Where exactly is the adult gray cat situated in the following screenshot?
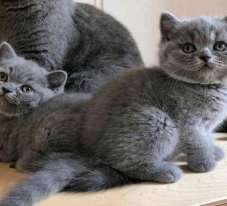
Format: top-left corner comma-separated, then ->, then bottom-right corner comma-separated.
2,12 -> 227,206
0,0 -> 143,92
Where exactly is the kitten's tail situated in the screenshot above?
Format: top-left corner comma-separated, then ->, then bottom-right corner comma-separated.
1,153 -> 131,206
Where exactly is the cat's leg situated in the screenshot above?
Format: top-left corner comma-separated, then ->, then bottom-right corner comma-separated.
213,145 -> 225,161
99,107 -> 182,183
182,127 -> 216,172
207,133 -> 225,161
0,150 -> 14,162
205,117 -> 225,161
0,146 -> 17,162
121,161 -> 182,183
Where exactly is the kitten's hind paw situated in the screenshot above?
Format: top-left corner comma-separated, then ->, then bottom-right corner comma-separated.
150,162 -> 182,183
187,155 -> 216,172
213,145 -> 225,161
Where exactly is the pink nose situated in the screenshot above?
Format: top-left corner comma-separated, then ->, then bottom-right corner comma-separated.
199,54 -> 211,62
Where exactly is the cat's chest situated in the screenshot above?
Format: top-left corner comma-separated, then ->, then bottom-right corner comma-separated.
0,120 -> 12,137
201,94 -> 227,130
169,86 -> 227,126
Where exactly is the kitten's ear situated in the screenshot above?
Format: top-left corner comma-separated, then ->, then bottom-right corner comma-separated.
0,42 -> 17,60
46,71 -> 67,91
160,12 -> 180,41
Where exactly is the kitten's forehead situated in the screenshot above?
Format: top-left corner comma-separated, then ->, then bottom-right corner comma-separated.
13,68 -> 46,84
175,17 -> 227,44
7,59 -> 47,84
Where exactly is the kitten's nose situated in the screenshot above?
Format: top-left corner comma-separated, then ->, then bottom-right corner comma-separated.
2,87 -> 11,94
199,54 -> 211,62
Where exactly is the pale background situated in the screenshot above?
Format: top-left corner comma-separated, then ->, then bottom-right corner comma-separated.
75,0 -> 227,66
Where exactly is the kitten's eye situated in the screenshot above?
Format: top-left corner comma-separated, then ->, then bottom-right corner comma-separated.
21,85 -> 33,93
182,43 -> 196,54
213,41 -> 227,52
0,72 -> 8,82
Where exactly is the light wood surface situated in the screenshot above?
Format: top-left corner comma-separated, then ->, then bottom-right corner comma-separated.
0,133 -> 227,206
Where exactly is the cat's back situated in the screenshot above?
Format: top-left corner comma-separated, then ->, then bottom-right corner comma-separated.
21,92 -> 91,132
84,68 -> 168,126
89,67 -> 169,105
66,2 -> 143,71
0,0 -> 75,70
35,93 -> 91,114
74,3 -> 136,43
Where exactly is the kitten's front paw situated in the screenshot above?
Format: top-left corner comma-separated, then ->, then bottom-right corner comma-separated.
151,162 -> 182,183
187,155 -> 216,172
213,145 -> 225,161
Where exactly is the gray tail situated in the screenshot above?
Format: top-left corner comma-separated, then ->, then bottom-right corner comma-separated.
1,153 -> 132,206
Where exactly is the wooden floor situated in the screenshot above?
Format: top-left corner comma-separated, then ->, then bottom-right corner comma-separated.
0,133 -> 227,206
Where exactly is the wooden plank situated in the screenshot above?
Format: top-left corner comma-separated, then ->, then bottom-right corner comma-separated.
0,133 -> 227,206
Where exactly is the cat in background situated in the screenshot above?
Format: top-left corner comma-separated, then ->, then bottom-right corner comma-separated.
0,0 -> 143,92
2,12 -> 227,206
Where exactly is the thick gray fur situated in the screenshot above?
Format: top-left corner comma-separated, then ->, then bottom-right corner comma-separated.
0,0 -> 143,92
2,13 -> 227,206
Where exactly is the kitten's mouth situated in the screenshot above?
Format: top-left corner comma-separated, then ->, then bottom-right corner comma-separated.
4,94 -> 20,105
199,63 -> 213,71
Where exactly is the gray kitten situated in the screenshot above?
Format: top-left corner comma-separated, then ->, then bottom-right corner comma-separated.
2,12 -> 227,206
0,0 -> 143,92
0,41 -> 69,162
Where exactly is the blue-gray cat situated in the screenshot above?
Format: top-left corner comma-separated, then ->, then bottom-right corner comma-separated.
0,41 -> 70,162
2,12 -> 227,206
0,0 -> 143,92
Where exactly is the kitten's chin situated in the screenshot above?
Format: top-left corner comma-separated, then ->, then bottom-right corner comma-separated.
0,99 -> 26,118
199,64 -> 213,72
163,68 -> 226,86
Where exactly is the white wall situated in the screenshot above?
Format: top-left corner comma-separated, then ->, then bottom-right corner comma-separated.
103,0 -> 227,66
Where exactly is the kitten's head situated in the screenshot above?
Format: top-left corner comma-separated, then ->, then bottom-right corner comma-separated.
0,42 -> 67,117
159,12 -> 227,85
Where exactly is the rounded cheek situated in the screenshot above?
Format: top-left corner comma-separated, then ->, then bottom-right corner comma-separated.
170,53 -> 192,65
214,52 -> 227,58
218,55 -> 227,63
18,93 -> 35,103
